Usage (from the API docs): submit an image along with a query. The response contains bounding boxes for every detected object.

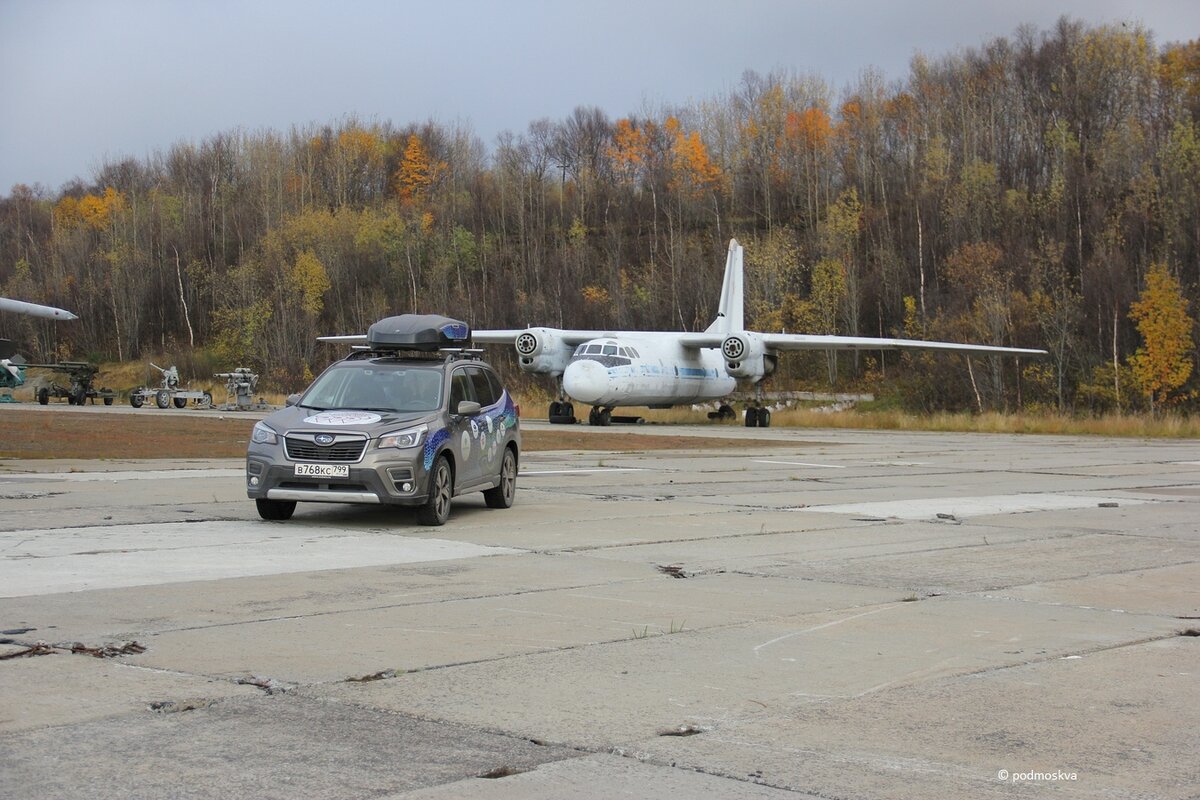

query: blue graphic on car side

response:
[423,427,450,471]
[422,391,516,472]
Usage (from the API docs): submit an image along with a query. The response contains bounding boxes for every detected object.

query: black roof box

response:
[366,314,471,351]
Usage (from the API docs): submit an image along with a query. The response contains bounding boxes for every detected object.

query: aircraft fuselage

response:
[562,334,736,407]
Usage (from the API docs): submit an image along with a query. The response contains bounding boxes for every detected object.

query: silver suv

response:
[246,315,520,525]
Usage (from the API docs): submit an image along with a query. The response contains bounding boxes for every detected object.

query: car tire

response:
[256,498,296,521]
[130,393,144,408]
[484,447,517,509]
[417,455,453,526]
[155,389,170,409]
[173,396,187,409]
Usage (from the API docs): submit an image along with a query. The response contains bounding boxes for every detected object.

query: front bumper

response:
[246,447,430,506]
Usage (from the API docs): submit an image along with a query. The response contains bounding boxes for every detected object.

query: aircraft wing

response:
[317,334,368,344]
[678,333,726,350]
[761,333,1046,357]
[473,329,613,346]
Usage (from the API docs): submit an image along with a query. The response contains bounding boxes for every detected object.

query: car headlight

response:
[251,421,278,445]
[378,424,427,449]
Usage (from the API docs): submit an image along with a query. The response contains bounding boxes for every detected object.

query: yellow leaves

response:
[667,121,722,198]
[1128,262,1194,408]
[54,187,127,230]
[581,285,609,305]
[338,127,382,163]
[291,250,331,317]
[608,118,648,179]
[394,134,444,206]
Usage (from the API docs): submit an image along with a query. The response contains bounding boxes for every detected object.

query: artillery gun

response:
[213,367,268,410]
[26,359,116,406]
[129,362,212,409]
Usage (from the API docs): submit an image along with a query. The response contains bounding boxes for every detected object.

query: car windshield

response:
[302,364,443,413]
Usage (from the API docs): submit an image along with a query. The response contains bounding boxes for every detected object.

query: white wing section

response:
[473,329,612,346]
[761,333,1046,357]
[317,334,368,344]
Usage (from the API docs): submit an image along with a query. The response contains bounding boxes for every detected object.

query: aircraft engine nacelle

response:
[513,328,573,376]
[722,332,777,382]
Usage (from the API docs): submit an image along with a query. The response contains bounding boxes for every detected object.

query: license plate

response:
[294,463,349,479]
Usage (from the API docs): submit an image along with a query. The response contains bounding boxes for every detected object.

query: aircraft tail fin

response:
[705,239,744,334]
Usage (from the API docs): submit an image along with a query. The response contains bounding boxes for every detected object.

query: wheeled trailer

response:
[129,362,212,409]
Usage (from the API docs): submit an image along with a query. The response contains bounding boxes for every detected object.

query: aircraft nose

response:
[563,359,608,404]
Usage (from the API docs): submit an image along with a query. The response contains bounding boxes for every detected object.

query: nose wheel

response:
[588,406,613,426]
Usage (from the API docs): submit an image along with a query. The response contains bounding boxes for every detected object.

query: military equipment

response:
[129,362,212,409]
[25,360,116,406]
[214,367,268,410]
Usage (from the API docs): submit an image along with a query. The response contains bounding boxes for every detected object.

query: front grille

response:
[285,436,367,463]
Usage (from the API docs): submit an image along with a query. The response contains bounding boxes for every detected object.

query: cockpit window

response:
[574,344,587,356]
[602,345,617,356]
[586,344,602,354]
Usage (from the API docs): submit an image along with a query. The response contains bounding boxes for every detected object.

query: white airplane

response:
[0,297,78,321]
[327,239,1047,427]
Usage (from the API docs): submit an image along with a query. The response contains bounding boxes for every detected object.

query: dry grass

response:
[564,402,1200,439]
[0,408,792,460]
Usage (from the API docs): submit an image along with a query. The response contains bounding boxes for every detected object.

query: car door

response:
[447,366,482,489]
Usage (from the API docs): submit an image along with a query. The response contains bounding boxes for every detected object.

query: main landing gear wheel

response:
[588,406,612,426]
[745,407,771,427]
[548,400,576,424]
[37,387,49,405]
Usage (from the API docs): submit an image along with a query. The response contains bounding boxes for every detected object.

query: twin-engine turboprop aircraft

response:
[326,240,1047,427]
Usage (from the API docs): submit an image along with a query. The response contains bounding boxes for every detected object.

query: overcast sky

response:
[2,0,1197,193]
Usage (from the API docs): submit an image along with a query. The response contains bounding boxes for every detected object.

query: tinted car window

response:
[468,367,497,407]
[450,369,474,410]
[485,369,505,403]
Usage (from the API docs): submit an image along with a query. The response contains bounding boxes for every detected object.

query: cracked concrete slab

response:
[0,694,578,800]
[3,423,1197,798]
[0,653,259,733]
[314,595,1179,748]
[630,638,1200,800]
[388,753,814,799]
[126,573,902,684]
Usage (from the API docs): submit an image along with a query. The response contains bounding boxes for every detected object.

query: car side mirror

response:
[456,400,481,416]
[285,393,301,407]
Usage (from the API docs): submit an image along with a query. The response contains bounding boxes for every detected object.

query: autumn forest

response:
[2,18,1198,413]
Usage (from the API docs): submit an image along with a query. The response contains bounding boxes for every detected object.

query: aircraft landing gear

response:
[548,380,576,424]
[708,403,736,421]
[745,383,771,427]
[588,406,613,426]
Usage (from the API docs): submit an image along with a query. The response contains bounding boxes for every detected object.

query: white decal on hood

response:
[303,411,383,426]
